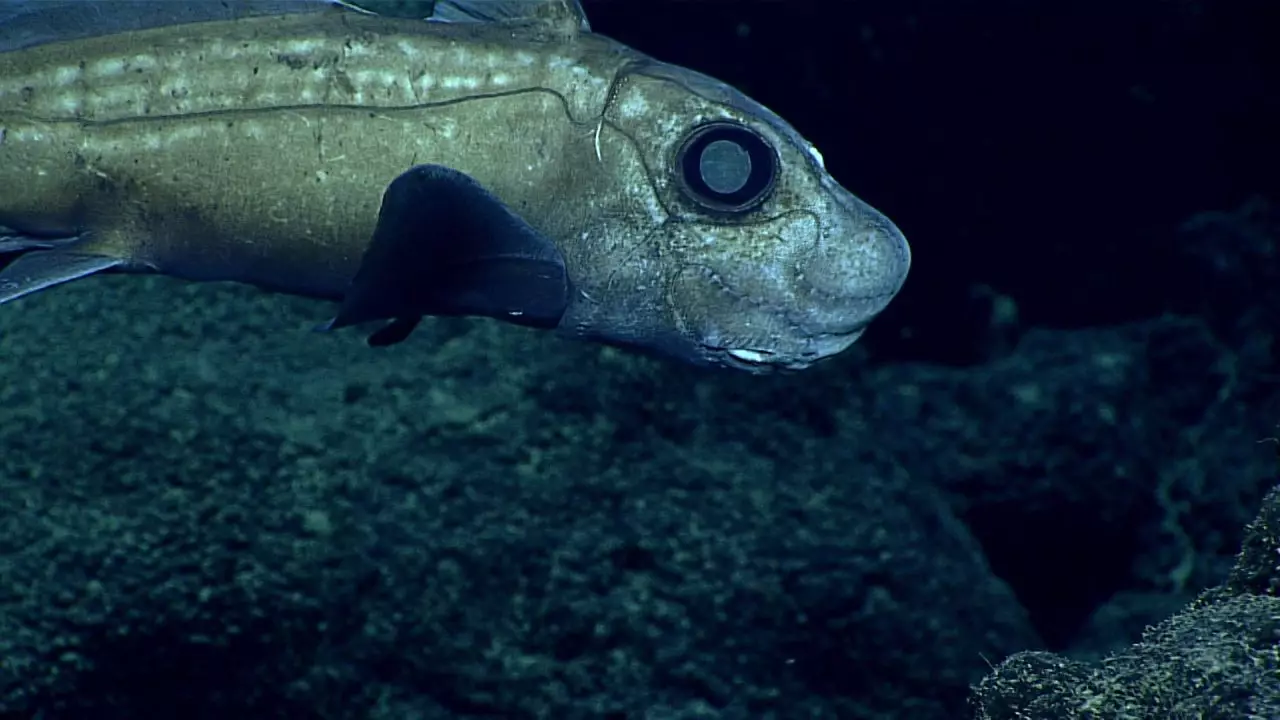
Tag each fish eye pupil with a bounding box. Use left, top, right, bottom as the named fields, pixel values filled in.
left=677, top=122, right=776, bottom=212
left=699, top=139, right=751, bottom=195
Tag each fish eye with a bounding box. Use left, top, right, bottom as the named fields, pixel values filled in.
left=675, top=121, right=777, bottom=213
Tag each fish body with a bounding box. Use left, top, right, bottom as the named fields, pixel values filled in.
left=0, top=0, right=911, bottom=371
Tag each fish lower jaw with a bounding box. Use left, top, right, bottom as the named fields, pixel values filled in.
left=715, top=347, right=815, bottom=373
left=712, top=325, right=868, bottom=372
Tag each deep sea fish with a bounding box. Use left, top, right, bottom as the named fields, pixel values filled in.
left=0, top=0, right=910, bottom=371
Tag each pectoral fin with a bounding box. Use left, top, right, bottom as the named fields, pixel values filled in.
left=322, top=164, right=571, bottom=347
left=366, top=316, right=421, bottom=347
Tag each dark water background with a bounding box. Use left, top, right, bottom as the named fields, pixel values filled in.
left=0, top=1, right=1277, bottom=718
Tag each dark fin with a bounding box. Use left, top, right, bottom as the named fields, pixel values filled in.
left=0, top=249, right=124, bottom=304
left=430, top=0, right=589, bottom=32
left=0, top=1, right=341, bottom=54
left=366, top=316, right=422, bottom=347
left=325, top=164, right=570, bottom=345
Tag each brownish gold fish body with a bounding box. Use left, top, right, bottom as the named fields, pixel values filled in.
left=0, top=11, right=631, bottom=297
left=0, top=1, right=911, bottom=372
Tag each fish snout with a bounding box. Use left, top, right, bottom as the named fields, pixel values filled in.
left=796, top=201, right=911, bottom=337
left=686, top=204, right=910, bottom=373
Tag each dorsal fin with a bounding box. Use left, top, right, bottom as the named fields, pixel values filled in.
left=430, top=0, right=589, bottom=34
left=0, top=0, right=343, bottom=53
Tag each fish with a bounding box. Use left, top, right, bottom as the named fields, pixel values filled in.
left=0, top=0, right=911, bottom=372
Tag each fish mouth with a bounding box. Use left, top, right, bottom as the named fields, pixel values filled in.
left=710, top=347, right=784, bottom=372
left=712, top=346, right=818, bottom=373
left=707, top=328, right=866, bottom=372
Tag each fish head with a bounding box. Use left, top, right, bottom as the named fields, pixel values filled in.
left=579, top=59, right=911, bottom=372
